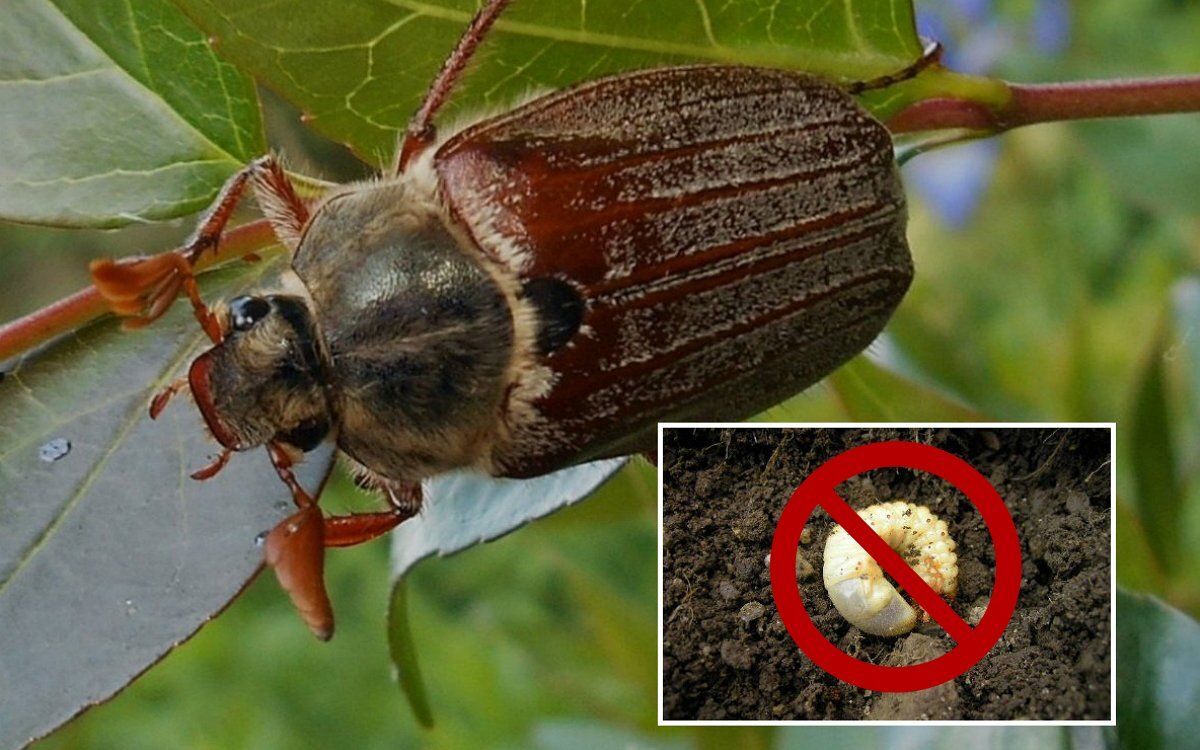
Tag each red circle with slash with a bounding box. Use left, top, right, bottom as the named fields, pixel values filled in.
left=769, top=441, right=1021, bottom=692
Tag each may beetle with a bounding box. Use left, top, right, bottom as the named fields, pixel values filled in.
left=92, top=0, right=932, bottom=639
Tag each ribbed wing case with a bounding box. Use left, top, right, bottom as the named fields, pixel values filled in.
left=436, top=66, right=912, bottom=476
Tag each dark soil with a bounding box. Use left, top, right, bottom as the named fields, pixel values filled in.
left=661, top=427, right=1111, bottom=721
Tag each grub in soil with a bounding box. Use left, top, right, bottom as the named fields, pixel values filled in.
left=661, top=427, right=1111, bottom=721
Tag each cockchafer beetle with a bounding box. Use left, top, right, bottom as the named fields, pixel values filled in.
left=91, top=0, right=936, bottom=639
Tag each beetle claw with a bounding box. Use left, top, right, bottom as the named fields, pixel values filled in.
left=91, top=254, right=186, bottom=325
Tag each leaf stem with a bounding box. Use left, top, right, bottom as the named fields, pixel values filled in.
left=0, top=287, right=109, bottom=363
left=889, top=73, right=1200, bottom=134
left=0, top=219, right=279, bottom=363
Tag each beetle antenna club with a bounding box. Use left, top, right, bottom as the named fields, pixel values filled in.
left=91, top=0, right=918, bottom=638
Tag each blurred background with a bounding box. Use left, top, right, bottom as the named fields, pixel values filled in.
left=2, top=0, right=1196, bottom=747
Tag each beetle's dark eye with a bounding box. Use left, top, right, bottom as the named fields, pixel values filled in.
left=228, top=296, right=271, bottom=332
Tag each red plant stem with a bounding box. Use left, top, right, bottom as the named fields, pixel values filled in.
left=889, top=74, right=1200, bottom=134
left=0, top=219, right=278, bottom=363
left=0, top=286, right=109, bottom=363
left=1004, top=76, right=1200, bottom=125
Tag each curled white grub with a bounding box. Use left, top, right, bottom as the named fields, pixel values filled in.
left=822, top=501, right=958, bottom=637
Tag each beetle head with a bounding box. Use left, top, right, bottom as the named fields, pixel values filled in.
left=189, top=294, right=333, bottom=454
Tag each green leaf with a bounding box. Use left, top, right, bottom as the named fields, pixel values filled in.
left=387, top=580, right=434, bottom=728
left=827, top=355, right=989, bottom=421
left=1116, top=589, right=1200, bottom=750
left=0, top=0, right=263, bottom=227
left=874, top=727, right=1107, bottom=749
left=173, top=0, right=922, bottom=165
left=1078, top=117, right=1200, bottom=221
left=1116, top=497, right=1166, bottom=596
left=0, top=261, right=333, bottom=748
left=1125, top=323, right=1183, bottom=573
left=385, top=460, right=626, bottom=722
left=388, top=459, right=627, bottom=578
left=561, top=542, right=657, bottom=698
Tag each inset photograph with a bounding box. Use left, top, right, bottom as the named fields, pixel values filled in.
left=660, top=425, right=1113, bottom=722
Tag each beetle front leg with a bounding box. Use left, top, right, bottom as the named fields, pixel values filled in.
left=264, top=495, right=419, bottom=641
left=263, top=441, right=335, bottom=639
left=264, top=444, right=420, bottom=639
left=324, top=481, right=423, bottom=547
left=90, top=155, right=307, bottom=335
left=264, top=503, right=334, bottom=640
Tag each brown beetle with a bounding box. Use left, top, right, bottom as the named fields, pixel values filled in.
left=92, top=0, right=933, bottom=639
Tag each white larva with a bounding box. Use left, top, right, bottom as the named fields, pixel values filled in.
left=822, top=501, right=958, bottom=637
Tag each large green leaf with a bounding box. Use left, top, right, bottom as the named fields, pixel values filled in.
left=0, top=261, right=333, bottom=749
left=0, top=0, right=263, bottom=227
left=386, top=458, right=629, bottom=721
left=389, top=459, right=627, bottom=577
left=828, top=355, right=988, bottom=421
left=1116, top=590, right=1200, bottom=750
left=173, top=0, right=922, bottom=165
left=1124, top=323, right=1183, bottom=574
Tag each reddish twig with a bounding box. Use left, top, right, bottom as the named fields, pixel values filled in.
left=889, top=73, right=1200, bottom=134
left=5, top=73, right=1199, bottom=364
left=0, top=219, right=278, bottom=363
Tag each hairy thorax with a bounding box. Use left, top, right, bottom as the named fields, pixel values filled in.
left=288, top=178, right=517, bottom=483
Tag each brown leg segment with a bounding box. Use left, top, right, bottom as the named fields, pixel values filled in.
left=263, top=442, right=334, bottom=639
left=264, top=504, right=334, bottom=640
left=394, top=0, right=513, bottom=173
left=324, top=480, right=422, bottom=548
left=264, top=443, right=422, bottom=639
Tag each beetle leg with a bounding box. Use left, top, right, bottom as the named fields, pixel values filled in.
left=323, top=482, right=422, bottom=548
left=395, top=0, right=512, bottom=173
left=263, top=445, right=420, bottom=638
left=267, top=440, right=317, bottom=506
left=148, top=375, right=190, bottom=418
left=322, top=509, right=416, bottom=548
left=272, top=442, right=419, bottom=548
left=264, top=440, right=335, bottom=639
left=264, top=491, right=418, bottom=641
left=265, top=503, right=334, bottom=641
left=189, top=447, right=233, bottom=480
left=90, top=155, right=307, bottom=334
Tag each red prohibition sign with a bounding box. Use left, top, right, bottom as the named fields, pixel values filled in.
left=769, top=441, right=1021, bottom=692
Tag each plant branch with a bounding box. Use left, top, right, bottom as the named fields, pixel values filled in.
left=0, top=219, right=279, bottom=363
left=4, top=74, right=1200, bottom=364
left=889, top=73, right=1200, bottom=134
